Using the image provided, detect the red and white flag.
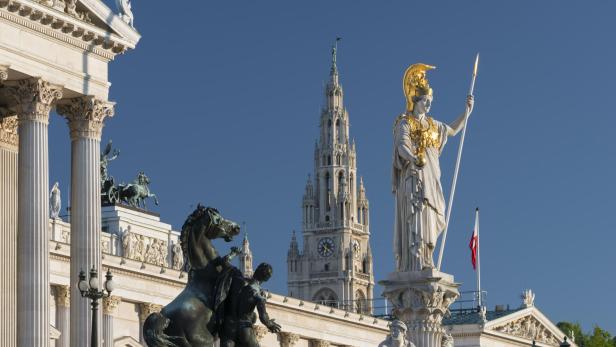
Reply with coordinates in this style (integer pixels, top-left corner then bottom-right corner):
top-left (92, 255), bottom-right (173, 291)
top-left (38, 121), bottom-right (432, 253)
top-left (469, 209), bottom-right (479, 270)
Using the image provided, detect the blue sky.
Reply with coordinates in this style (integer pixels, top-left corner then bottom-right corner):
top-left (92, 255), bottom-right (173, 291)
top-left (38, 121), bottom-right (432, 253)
top-left (48, 1), bottom-right (615, 333)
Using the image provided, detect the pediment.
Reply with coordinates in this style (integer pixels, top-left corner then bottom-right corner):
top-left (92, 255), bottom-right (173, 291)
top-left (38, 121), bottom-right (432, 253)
top-left (485, 307), bottom-right (573, 347)
top-left (114, 335), bottom-right (144, 347)
top-left (0, 0), bottom-right (140, 58)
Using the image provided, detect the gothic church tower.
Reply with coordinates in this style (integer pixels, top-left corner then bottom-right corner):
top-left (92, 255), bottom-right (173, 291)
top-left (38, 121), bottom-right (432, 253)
top-left (287, 43), bottom-right (374, 314)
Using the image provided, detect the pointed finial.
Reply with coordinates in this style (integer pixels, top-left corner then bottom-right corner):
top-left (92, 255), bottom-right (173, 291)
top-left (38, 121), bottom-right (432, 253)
top-left (331, 37), bottom-right (342, 73)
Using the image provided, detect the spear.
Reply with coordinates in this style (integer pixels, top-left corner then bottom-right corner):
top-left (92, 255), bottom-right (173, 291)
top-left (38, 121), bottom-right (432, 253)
top-left (437, 53), bottom-right (479, 271)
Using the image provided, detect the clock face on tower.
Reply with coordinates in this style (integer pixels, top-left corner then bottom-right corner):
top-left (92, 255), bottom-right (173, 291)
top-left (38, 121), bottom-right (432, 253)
top-left (318, 237), bottom-right (335, 257)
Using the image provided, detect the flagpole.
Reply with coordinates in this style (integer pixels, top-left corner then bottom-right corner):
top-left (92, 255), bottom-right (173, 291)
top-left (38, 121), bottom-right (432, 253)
top-left (476, 207), bottom-right (481, 308)
top-left (436, 53), bottom-right (480, 271)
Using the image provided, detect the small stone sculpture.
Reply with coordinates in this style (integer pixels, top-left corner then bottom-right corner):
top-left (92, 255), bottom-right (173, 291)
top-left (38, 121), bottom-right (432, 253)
top-left (49, 182), bottom-right (61, 220)
top-left (379, 320), bottom-right (415, 347)
top-left (115, 0), bottom-right (134, 27)
top-left (172, 242), bottom-right (184, 270)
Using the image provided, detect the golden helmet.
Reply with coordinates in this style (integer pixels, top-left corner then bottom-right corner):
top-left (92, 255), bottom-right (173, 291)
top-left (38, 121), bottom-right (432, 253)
top-left (403, 63), bottom-right (435, 112)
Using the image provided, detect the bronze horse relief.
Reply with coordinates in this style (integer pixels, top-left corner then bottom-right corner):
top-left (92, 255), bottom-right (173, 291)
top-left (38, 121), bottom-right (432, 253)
top-left (143, 205), bottom-right (281, 347)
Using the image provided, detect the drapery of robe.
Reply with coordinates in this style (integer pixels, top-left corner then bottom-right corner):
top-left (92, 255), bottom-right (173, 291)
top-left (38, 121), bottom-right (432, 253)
top-left (392, 114), bottom-right (449, 271)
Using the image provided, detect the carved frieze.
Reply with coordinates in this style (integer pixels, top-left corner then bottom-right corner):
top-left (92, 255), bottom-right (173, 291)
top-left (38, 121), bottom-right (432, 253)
top-left (491, 315), bottom-right (559, 346)
top-left (121, 228), bottom-right (169, 267)
top-left (57, 97), bottom-right (115, 140)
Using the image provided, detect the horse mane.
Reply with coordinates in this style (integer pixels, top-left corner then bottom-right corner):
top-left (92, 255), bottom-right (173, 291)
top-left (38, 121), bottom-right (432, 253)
top-left (180, 204), bottom-right (209, 271)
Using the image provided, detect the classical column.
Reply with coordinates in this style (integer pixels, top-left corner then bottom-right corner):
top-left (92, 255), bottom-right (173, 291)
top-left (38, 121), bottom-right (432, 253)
top-left (380, 269), bottom-right (459, 347)
top-left (0, 94), bottom-right (18, 346)
top-left (102, 296), bottom-right (121, 347)
top-left (278, 332), bottom-right (300, 347)
top-left (138, 303), bottom-right (162, 344)
top-left (55, 285), bottom-right (71, 347)
top-left (6, 77), bottom-right (62, 347)
top-left (57, 96), bottom-right (114, 347)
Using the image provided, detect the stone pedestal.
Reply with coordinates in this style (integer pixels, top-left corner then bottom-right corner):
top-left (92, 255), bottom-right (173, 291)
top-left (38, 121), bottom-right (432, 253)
top-left (380, 269), bottom-right (459, 347)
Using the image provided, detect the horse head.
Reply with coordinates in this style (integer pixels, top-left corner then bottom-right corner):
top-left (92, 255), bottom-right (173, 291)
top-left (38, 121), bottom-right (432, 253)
top-left (180, 204), bottom-right (240, 270)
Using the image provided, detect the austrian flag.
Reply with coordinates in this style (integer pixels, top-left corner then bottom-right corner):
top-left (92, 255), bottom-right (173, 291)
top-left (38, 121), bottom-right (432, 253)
top-left (469, 213), bottom-right (479, 270)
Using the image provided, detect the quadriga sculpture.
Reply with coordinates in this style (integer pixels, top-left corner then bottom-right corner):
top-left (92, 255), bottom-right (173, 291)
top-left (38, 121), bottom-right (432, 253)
top-left (143, 204), bottom-right (240, 346)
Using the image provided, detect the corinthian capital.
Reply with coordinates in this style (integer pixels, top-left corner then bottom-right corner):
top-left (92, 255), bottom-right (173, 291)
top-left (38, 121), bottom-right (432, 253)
top-left (54, 285), bottom-right (70, 308)
top-left (0, 116), bottom-right (18, 147)
top-left (5, 78), bottom-right (63, 122)
top-left (278, 332), bottom-right (300, 347)
top-left (57, 96), bottom-right (115, 140)
top-left (138, 302), bottom-right (162, 322)
top-left (103, 295), bottom-right (122, 315)
top-left (0, 64), bottom-right (8, 81)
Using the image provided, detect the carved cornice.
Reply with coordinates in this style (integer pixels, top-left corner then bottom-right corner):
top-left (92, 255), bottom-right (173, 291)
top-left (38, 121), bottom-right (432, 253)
top-left (0, 0), bottom-right (132, 59)
top-left (57, 96), bottom-right (114, 140)
top-left (0, 115), bottom-right (18, 146)
top-left (54, 284), bottom-right (70, 308)
top-left (138, 302), bottom-right (162, 322)
top-left (4, 77), bottom-right (62, 122)
top-left (103, 295), bottom-right (121, 315)
top-left (278, 332), bottom-right (300, 347)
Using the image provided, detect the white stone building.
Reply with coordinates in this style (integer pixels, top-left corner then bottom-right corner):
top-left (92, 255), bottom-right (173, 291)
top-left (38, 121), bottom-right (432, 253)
top-left (0, 1), bottom-right (578, 346)
top-left (287, 46), bottom-right (374, 315)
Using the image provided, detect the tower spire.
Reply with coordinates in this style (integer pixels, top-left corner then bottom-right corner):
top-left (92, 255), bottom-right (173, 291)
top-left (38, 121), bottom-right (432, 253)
top-left (330, 37), bottom-right (342, 83)
top-left (239, 229), bottom-right (253, 277)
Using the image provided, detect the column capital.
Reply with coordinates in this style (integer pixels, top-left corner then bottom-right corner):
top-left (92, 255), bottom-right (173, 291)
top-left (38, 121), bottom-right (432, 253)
top-left (5, 77), bottom-right (63, 123)
top-left (311, 339), bottom-right (331, 347)
top-left (253, 325), bottom-right (269, 342)
top-left (138, 302), bottom-right (162, 322)
top-left (0, 116), bottom-right (18, 147)
top-left (54, 285), bottom-right (71, 308)
top-left (278, 332), bottom-right (300, 347)
top-left (103, 295), bottom-right (122, 316)
top-left (0, 64), bottom-right (8, 81)
top-left (56, 96), bottom-right (115, 140)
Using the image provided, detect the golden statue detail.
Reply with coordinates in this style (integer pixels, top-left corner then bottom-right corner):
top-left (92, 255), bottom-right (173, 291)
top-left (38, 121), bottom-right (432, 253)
top-left (392, 62), bottom-right (474, 271)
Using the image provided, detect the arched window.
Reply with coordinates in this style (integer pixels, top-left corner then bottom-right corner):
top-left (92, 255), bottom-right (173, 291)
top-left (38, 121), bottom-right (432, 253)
top-left (336, 154), bottom-right (341, 166)
top-left (327, 156), bottom-right (332, 166)
top-left (324, 263), bottom-right (329, 271)
top-left (313, 288), bottom-right (338, 308)
top-left (327, 119), bottom-right (332, 143)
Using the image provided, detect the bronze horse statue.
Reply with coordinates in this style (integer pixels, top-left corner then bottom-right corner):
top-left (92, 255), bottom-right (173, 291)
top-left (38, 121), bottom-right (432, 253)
top-left (143, 205), bottom-right (240, 346)
top-left (119, 171), bottom-right (159, 209)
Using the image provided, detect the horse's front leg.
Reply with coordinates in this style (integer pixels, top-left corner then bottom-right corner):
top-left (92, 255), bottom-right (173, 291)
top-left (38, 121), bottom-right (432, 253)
top-left (152, 194), bottom-right (159, 206)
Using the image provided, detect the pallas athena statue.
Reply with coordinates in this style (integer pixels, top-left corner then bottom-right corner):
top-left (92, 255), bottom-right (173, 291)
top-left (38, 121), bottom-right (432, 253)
top-left (392, 63), bottom-right (474, 271)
